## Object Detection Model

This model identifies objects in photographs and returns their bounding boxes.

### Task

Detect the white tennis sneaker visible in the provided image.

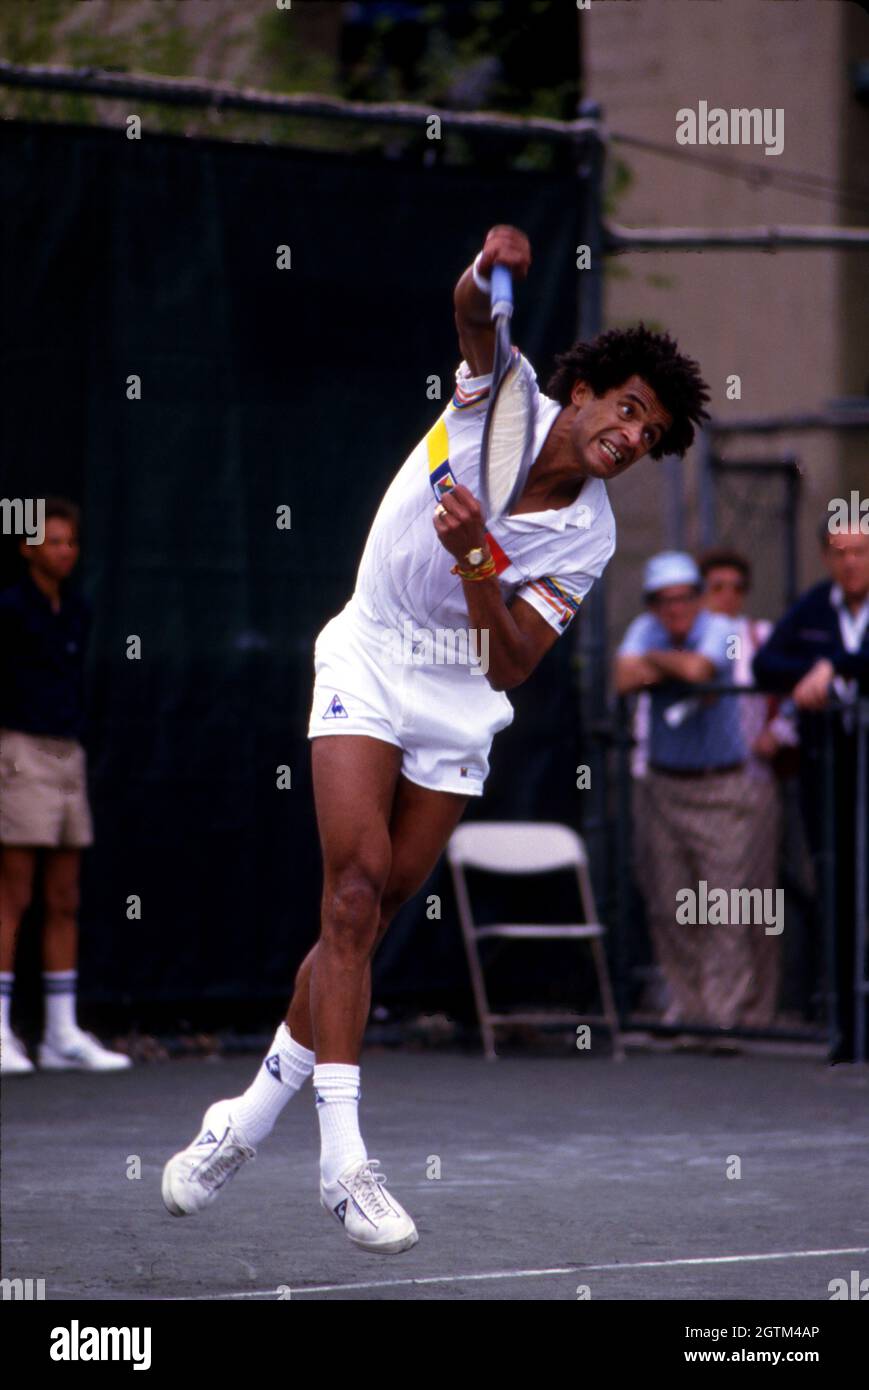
[38,1028,132,1071]
[321,1158,419,1254]
[1,1029,35,1074]
[162,1100,256,1216]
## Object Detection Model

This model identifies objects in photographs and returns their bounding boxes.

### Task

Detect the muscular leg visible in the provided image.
[352,773,469,1039]
[163,743,470,1220]
[293,736,402,1061]
[42,849,81,972]
[0,847,37,973]
[286,747,468,1056]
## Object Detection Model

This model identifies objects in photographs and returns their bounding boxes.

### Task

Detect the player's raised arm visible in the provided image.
[453,224,531,378]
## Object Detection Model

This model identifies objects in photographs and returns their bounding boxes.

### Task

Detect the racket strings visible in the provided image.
[486,362,535,515]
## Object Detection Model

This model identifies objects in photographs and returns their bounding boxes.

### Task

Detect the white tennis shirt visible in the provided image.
[352,352,617,640]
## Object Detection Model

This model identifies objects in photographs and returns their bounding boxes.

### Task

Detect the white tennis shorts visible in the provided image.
[307,599,514,796]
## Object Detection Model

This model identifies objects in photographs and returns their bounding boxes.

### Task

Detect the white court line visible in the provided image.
[174,1246,869,1299]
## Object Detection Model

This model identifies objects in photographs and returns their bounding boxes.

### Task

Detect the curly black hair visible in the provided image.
[545,323,710,460]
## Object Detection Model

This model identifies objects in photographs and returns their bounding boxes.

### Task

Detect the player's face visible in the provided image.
[704,566,747,618]
[825,528,869,603]
[569,374,672,480]
[649,585,700,641]
[23,518,80,582]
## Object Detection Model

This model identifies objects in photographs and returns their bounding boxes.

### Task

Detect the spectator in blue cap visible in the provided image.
[615,551,767,1046]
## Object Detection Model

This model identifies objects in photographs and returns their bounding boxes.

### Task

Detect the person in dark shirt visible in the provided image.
[753,521,869,1063]
[0,497,130,1074]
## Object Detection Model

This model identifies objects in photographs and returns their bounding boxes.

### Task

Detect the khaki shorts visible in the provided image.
[0,728,94,848]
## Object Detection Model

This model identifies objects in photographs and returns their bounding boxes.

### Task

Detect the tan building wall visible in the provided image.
[583,0,869,649]
[841,0,869,497]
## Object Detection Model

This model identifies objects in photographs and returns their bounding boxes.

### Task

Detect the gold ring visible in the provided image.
[434,503,447,519]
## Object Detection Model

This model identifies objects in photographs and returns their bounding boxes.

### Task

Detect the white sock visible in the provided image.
[314,1062,367,1186]
[231,1023,316,1146]
[43,970,78,1041]
[0,972,13,1034]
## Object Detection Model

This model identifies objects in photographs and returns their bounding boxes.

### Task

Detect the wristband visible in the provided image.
[472,252,492,294]
[451,556,497,581]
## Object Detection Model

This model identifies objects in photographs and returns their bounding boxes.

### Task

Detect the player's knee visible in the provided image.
[323,859,389,950]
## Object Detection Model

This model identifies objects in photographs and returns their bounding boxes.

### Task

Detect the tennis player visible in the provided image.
[163,225,710,1252]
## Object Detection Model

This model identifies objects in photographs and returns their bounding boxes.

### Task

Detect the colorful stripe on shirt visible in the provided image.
[451,378,491,410]
[426,420,458,499]
[485,532,511,576]
[450,346,520,410]
[527,576,582,629]
[425,417,512,574]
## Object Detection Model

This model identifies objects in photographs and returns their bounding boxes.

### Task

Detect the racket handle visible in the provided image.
[490,264,514,320]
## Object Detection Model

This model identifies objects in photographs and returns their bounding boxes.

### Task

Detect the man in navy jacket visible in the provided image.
[753,522,869,1062]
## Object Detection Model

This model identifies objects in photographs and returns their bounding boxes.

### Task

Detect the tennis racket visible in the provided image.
[478,264,537,523]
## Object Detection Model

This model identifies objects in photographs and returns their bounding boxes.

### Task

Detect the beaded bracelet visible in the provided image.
[451,556,497,581]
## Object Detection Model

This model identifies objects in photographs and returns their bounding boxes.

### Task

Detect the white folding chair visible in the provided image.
[447,821,624,1061]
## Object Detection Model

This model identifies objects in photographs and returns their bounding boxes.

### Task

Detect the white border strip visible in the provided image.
[172,1246,869,1300]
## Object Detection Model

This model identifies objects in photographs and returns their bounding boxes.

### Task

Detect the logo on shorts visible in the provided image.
[322,694,348,719]
[460,766,482,781]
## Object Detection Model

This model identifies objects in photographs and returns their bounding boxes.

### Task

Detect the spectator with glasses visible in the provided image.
[615,552,765,1046]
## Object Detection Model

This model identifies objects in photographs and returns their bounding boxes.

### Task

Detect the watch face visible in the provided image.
[467,548,484,566]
